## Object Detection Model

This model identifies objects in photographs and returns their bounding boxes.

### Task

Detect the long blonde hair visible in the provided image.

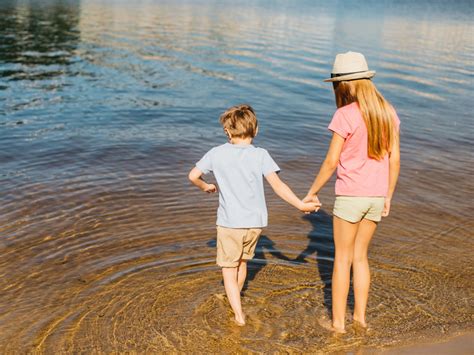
[333,79,395,160]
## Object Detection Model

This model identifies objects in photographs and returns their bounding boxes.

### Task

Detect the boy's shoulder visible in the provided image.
[206,144,272,162]
[201,143,226,155]
[204,143,228,157]
[210,143,269,153]
[253,146,270,157]
[212,143,230,150]
[252,145,267,151]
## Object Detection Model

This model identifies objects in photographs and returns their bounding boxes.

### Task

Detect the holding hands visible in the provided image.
[300,194,322,214]
[190,167,322,213]
[303,194,321,206]
[265,172,321,214]
[298,201,321,213]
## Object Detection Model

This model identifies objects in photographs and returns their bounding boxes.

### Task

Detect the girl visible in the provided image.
[304,52,400,333]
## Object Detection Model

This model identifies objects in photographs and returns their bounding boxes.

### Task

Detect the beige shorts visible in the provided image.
[216,226,262,267]
[333,196,385,223]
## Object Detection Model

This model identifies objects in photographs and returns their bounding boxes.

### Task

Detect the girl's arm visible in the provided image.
[304,132,345,201]
[382,131,400,216]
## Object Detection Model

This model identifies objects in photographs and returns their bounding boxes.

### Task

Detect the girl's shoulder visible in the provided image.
[336,102,359,115]
[333,102,363,126]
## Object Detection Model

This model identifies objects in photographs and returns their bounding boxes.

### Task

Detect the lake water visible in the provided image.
[0,0,473,352]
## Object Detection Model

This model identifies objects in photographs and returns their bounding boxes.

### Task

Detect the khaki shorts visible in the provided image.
[216,226,262,267]
[333,196,385,223]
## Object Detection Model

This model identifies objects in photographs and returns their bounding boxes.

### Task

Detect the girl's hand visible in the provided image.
[299,201,322,213]
[204,183,217,193]
[382,198,391,217]
[303,194,322,207]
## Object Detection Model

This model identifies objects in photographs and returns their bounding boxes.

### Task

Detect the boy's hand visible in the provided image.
[204,183,217,193]
[299,201,321,213]
[189,167,217,193]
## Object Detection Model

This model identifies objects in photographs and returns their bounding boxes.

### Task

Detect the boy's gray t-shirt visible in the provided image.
[196,143,280,228]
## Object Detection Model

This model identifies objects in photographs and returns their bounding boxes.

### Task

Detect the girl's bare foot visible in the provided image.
[352,316,368,329]
[353,319,368,328]
[353,319,370,334]
[331,325,347,334]
[318,317,347,334]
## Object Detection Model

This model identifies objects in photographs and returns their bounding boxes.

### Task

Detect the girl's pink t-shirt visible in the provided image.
[328,102,400,197]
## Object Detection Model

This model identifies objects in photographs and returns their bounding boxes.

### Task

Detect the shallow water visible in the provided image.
[0,0,473,352]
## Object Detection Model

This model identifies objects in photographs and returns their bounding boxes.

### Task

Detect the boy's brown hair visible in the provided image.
[219,104,258,139]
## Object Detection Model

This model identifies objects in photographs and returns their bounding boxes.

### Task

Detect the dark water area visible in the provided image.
[0,0,473,352]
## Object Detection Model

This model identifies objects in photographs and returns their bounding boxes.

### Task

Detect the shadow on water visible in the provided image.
[244,235,292,291]
[206,234,291,292]
[294,210,335,314]
[207,210,357,311]
[295,209,353,315]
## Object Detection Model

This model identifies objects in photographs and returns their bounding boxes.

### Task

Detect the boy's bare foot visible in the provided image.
[232,314,246,326]
[214,293,226,301]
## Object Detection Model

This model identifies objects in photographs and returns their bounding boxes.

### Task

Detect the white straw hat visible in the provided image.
[324,51,376,82]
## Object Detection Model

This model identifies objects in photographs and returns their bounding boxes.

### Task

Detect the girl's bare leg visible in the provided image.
[222,267,245,325]
[332,216,359,332]
[352,218,377,327]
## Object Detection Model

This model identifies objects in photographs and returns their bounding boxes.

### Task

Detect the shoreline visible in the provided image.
[380,331,474,354]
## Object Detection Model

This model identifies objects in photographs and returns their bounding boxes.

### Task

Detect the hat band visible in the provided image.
[331,70,369,78]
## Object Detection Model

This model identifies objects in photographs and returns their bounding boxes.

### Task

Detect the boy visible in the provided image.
[188,104,320,326]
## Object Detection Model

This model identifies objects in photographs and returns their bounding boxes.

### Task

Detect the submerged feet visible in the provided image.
[352,318,370,334]
[331,319,347,334]
[331,325,347,334]
[331,322,347,334]
[232,313,246,326]
[319,317,371,334]
[353,319,368,329]
[318,317,347,334]
[352,315,368,329]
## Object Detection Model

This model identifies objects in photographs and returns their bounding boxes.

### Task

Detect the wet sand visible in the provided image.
[384,332,474,354]
[0,166,472,352]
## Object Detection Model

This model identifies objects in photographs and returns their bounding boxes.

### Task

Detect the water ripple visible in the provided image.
[0,0,473,352]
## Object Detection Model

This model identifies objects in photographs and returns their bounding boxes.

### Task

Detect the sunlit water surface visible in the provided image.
[0,0,473,352]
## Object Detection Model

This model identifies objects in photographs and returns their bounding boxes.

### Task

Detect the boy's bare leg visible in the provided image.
[222,267,245,325]
[237,260,247,292]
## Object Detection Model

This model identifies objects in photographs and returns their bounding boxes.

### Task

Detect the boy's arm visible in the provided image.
[188,167,217,193]
[265,172,320,212]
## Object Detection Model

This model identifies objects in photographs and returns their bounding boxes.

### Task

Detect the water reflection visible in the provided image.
[0,0,80,80]
[0,0,473,352]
